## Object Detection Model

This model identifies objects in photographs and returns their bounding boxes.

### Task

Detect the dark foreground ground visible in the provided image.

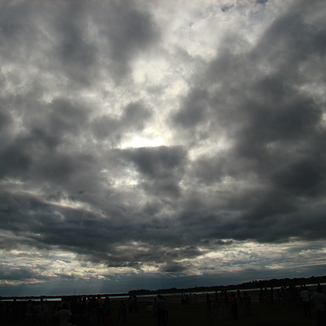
[110,300,318,326]
[0,295,319,326]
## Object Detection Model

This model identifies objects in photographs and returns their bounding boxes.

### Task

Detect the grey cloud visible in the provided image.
[172,88,210,129]
[162,262,190,273]
[0,265,40,281]
[95,1,160,83]
[91,116,121,143]
[0,0,159,87]
[120,146,187,179]
[271,158,326,196]
[53,2,97,86]
[91,101,152,144]
[78,242,203,272]
[0,98,92,184]
[0,188,206,270]
[245,206,326,243]
[169,2,326,244]
[0,0,326,293]
[122,102,152,130]
[0,192,120,255]
[0,140,32,179]
[0,109,13,139]
[141,178,182,198]
[117,146,187,198]
[221,5,234,13]
[0,2,36,62]
[255,2,326,65]
[45,98,90,136]
[76,0,160,84]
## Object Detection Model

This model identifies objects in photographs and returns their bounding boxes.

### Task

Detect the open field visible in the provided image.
[113,300,316,326]
[1,296,318,326]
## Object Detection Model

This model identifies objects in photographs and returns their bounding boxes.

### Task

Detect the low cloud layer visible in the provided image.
[0,0,325,295]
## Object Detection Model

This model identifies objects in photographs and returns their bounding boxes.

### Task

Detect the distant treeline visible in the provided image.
[128,275,326,296]
[2,275,325,301]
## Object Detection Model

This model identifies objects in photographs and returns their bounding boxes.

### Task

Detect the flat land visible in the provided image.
[1,296,318,326]
[122,300,316,326]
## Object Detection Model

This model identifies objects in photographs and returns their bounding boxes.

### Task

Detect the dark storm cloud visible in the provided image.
[96,1,160,82]
[171,1,326,243]
[1,0,326,293]
[0,189,203,272]
[0,96,91,183]
[0,0,159,86]
[0,145,190,266]
[173,88,210,129]
[0,191,123,253]
[51,1,158,82]
[80,0,159,84]
[0,109,13,138]
[121,146,186,178]
[161,261,190,273]
[91,101,152,144]
[0,264,40,281]
[52,2,98,86]
[116,145,187,197]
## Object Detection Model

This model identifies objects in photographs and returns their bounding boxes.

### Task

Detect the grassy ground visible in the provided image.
[118,300,316,326]
[1,298,317,325]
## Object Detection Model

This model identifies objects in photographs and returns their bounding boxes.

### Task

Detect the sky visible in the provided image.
[0,0,326,297]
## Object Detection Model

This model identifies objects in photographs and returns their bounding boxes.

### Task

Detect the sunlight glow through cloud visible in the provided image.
[0,0,325,296]
[121,136,164,149]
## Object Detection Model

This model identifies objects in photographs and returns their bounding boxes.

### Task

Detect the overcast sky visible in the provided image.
[1,0,326,297]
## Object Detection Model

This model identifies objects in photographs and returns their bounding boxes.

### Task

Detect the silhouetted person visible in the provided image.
[219,291,228,320]
[25,300,37,326]
[103,296,112,316]
[243,291,252,316]
[313,286,326,326]
[230,292,238,320]
[129,295,134,313]
[206,294,212,322]
[237,289,243,304]
[89,296,98,324]
[133,295,138,312]
[55,303,72,326]
[117,300,126,325]
[156,295,167,326]
[300,286,312,317]
[97,295,104,324]
[103,312,114,326]
[269,287,275,305]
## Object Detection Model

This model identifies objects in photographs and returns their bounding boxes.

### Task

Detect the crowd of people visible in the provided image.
[202,285,326,325]
[0,284,325,325]
[204,289,252,322]
[0,295,116,326]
